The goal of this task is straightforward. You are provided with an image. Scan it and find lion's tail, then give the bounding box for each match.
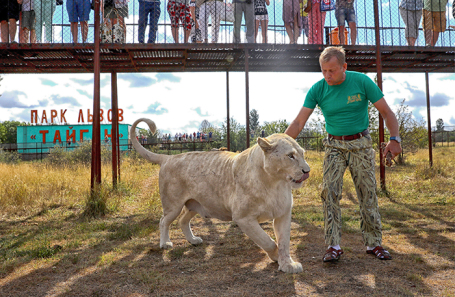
[130,118,168,165]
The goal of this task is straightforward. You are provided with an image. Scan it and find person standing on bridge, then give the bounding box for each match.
[422,0,448,46]
[285,46,402,263]
[399,0,423,46]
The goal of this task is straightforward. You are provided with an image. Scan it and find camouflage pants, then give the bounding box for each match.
[321,134,382,247]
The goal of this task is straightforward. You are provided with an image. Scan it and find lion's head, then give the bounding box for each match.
[258,134,310,189]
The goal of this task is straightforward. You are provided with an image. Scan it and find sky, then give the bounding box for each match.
[1,71,454,135]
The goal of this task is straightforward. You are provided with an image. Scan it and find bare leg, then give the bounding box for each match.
[285,24,294,44]
[406,37,416,46]
[81,21,88,43]
[184,29,191,43]
[31,29,36,43]
[431,31,439,46]
[339,25,346,45]
[293,14,299,44]
[262,19,268,43]
[70,22,78,43]
[171,27,179,43]
[8,19,17,42]
[424,29,432,45]
[349,21,356,45]
[255,19,259,43]
[1,21,9,42]
[20,28,29,43]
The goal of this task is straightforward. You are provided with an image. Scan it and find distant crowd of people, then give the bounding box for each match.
[136,131,213,144]
[0,0,453,44]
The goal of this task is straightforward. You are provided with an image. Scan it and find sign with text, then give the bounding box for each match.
[30,109,124,124]
[17,124,130,153]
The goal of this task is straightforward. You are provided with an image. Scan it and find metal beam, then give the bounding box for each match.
[111,72,119,187]
[226,71,231,151]
[374,0,386,190]
[425,72,433,167]
[245,49,250,148]
[91,0,102,189]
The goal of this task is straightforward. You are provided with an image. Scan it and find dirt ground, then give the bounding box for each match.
[1,196,455,297]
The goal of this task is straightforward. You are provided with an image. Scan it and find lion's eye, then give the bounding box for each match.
[288,154,295,160]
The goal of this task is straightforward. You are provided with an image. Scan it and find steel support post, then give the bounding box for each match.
[245,49,250,148]
[226,71,231,151]
[374,0,386,190]
[111,72,119,187]
[91,0,102,189]
[425,72,433,167]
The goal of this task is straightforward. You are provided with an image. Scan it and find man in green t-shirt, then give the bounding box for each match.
[285,46,402,263]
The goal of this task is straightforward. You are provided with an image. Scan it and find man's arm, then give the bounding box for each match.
[373,98,402,158]
[285,106,314,139]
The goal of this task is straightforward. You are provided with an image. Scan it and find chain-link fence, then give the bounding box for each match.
[432,126,455,147]
[1,0,454,45]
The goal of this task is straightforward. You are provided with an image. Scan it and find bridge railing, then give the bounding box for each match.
[2,0,454,46]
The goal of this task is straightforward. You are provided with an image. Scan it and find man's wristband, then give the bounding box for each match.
[390,136,401,143]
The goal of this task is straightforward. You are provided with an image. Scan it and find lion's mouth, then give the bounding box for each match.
[292,172,309,183]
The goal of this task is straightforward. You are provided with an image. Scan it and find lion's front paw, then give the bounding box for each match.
[160,241,173,249]
[278,261,303,274]
[189,237,203,246]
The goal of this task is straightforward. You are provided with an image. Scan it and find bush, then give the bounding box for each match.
[45,141,112,168]
[0,149,21,164]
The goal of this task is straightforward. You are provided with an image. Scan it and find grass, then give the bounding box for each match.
[0,147,454,296]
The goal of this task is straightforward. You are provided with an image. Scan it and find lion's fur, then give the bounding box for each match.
[130,118,310,273]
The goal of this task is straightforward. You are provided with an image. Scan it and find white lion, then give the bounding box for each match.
[131,118,310,273]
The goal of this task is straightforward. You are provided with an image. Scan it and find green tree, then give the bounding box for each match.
[261,119,289,135]
[0,121,28,144]
[249,109,260,136]
[221,117,246,152]
[200,120,213,133]
[139,128,161,143]
[394,99,427,164]
[436,118,444,131]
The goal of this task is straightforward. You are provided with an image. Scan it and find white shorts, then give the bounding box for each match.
[255,14,268,21]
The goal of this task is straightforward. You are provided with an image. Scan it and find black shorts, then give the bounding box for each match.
[0,0,20,22]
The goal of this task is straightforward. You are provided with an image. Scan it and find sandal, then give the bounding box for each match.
[323,247,344,262]
[366,246,392,260]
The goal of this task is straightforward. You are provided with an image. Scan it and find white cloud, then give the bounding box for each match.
[1,71,454,132]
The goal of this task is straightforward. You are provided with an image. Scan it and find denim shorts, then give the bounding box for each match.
[66,0,91,22]
[335,7,356,26]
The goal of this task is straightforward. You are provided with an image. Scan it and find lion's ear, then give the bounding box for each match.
[258,137,273,152]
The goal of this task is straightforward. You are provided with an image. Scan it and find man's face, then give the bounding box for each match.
[320,57,347,86]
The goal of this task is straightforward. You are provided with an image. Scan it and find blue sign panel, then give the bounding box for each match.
[17,124,131,153]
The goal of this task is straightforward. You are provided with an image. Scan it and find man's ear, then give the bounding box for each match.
[258,137,273,152]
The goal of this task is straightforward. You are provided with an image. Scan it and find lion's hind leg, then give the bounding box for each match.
[159,207,183,249]
[179,204,203,246]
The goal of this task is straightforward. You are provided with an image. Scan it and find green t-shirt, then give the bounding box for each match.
[303,71,384,136]
[423,0,448,12]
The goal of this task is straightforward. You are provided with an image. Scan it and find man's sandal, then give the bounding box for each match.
[366,246,392,260]
[323,247,344,262]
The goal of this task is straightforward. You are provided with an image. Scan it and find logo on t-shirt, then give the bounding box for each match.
[347,94,362,104]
